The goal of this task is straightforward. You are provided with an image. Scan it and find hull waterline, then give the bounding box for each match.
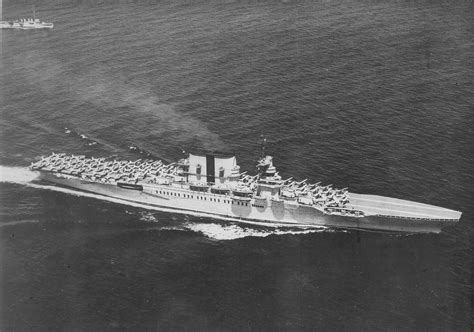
[34,170,459,234]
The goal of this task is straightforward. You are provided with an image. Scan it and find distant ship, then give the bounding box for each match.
[1,7,53,29]
[29,142,461,233]
[0,18,53,29]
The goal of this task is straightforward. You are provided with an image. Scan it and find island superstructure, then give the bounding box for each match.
[29,149,461,233]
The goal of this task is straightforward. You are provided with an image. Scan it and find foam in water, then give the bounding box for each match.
[0,166,41,184]
[0,219,40,228]
[183,222,329,240]
[138,211,160,223]
[64,127,99,147]
[0,166,331,239]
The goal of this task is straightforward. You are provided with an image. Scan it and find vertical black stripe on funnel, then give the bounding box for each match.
[206,154,215,184]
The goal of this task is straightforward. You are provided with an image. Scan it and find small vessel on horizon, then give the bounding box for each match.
[1,6,53,30]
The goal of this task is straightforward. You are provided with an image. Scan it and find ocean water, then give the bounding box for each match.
[1,0,473,330]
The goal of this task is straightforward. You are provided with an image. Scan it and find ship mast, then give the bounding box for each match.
[260,135,267,159]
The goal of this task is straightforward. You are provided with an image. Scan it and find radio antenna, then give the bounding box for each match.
[260,135,267,158]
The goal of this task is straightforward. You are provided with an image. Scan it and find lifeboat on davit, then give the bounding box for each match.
[117,182,143,191]
[231,188,253,201]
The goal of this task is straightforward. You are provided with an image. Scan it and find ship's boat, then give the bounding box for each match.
[210,186,231,195]
[117,182,143,191]
[231,186,253,203]
[189,183,209,192]
[29,145,462,233]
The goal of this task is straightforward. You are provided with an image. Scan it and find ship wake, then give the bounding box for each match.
[0,166,331,239]
[0,166,41,183]
[182,222,331,240]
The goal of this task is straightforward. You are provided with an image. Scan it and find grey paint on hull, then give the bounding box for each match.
[36,172,457,233]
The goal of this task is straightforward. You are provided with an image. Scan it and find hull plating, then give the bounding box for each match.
[37,172,456,233]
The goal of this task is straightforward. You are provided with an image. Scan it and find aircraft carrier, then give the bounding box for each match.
[29,147,461,233]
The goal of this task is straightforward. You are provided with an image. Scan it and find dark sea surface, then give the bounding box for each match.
[1,0,473,330]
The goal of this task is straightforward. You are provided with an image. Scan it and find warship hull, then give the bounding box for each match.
[36,171,459,233]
